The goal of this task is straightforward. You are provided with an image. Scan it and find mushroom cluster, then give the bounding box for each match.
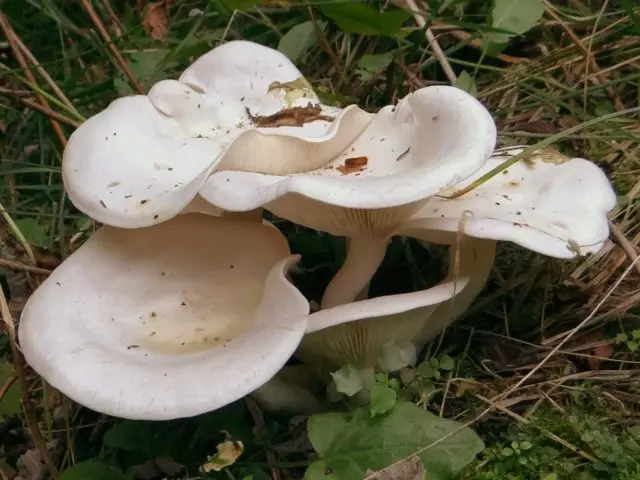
[19,41,616,420]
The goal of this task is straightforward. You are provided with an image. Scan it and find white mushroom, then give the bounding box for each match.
[201,85,498,308]
[63,40,371,228]
[19,214,311,420]
[294,146,616,373]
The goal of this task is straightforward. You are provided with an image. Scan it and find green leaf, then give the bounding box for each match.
[317,3,409,36]
[377,341,416,372]
[438,354,455,371]
[417,362,438,379]
[0,362,20,420]
[59,461,126,480]
[370,384,397,417]
[617,333,629,343]
[355,52,395,81]
[330,365,366,397]
[453,70,477,97]
[278,21,324,63]
[306,401,484,479]
[501,447,514,457]
[103,421,154,454]
[627,340,638,352]
[488,0,544,43]
[15,218,48,248]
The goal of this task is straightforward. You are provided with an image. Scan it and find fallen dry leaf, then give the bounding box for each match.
[142,1,171,40]
[201,438,244,473]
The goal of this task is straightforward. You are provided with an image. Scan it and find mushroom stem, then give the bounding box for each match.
[415,237,496,345]
[321,235,389,309]
[223,208,264,222]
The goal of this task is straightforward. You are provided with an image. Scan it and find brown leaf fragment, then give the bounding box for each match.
[143,1,171,40]
[245,103,334,128]
[336,156,368,175]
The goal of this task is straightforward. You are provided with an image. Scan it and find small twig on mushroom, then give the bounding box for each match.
[403,0,458,84]
[80,0,144,94]
[245,103,334,128]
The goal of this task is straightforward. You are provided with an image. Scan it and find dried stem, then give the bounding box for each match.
[80,0,144,94]
[20,98,81,128]
[404,0,457,84]
[0,11,67,146]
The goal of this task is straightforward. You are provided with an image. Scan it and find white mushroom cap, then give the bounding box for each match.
[200,85,497,216]
[63,40,371,229]
[401,146,617,258]
[19,214,310,420]
[297,260,475,369]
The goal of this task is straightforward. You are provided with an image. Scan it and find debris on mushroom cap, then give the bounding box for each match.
[18,214,310,420]
[201,84,497,220]
[61,40,372,228]
[245,103,335,128]
[336,156,368,175]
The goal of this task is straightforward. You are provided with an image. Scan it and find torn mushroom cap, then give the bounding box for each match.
[400,146,617,258]
[297,235,491,370]
[63,40,371,228]
[19,214,310,420]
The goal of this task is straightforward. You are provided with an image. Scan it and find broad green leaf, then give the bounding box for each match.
[59,461,126,480]
[103,421,154,454]
[488,0,544,43]
[306,401,484,480]
[453,70,477,97]
[438,354,455,371]
[278,21,324,63]
[370,384,397,417]
[0,362,20,420]
[330,365,366,397]
[317,3,409,36]
[417,362,439,379]
[356,52,395,81]
[377,341,417,372]
[15,218,48,248]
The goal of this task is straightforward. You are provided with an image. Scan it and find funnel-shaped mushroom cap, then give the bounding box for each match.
[200,85,497,219]
[296,241,481,369]
[63,40,371,229]
[401,146,617,258]
[19,214,309,420]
